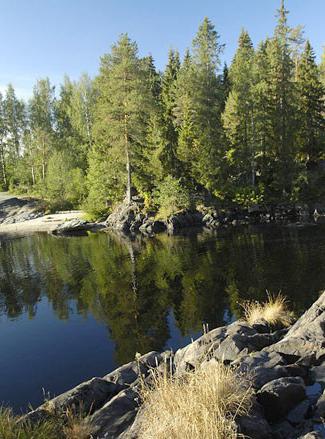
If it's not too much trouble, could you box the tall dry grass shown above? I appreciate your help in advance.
[242,292,294,327]
[137,359,253,439]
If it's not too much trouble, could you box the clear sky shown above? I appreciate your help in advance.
[0,0,324,99]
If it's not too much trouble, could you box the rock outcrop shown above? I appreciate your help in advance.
[20,292,325,438]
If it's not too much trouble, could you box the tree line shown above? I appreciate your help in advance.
[0,1,324,217]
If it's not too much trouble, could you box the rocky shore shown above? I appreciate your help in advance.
[21,292,325,438]
[105,199,320,237]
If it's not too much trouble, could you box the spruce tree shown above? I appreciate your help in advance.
[266,1,298,197]
[160,49,181,176]
[174,18,223,192]
[296,41,325,164]
[222,30,256,190]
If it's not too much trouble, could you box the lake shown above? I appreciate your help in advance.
[0,224,324,413]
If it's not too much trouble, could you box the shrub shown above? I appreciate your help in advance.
[138,360,253,439]
[155,175,191,219]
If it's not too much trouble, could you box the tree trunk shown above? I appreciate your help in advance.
[31,166,35,185]
[0,145,7,189]
[124,114,131,204]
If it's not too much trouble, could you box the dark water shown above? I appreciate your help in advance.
[0,224,324,412]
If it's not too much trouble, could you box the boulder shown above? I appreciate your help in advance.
[88,387,139,438]
[174,321,287,373]
[265,292,325,362]
[52,218,99,235]
[166,210,203,231]
[20,377,121,424]
[286,399,310,425]
[237,403,272,439]
[106,202,143,233]
[104,351,168,387]
[257,377,306,422]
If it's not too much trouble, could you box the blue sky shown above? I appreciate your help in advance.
[0,0,324,99]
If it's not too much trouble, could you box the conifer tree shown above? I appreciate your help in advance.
[265,0,298,197]
[88,34,154,213]
[160,49,181,176]
[175,18,223,192]
[296,41,325,164]
[222,30,256,190]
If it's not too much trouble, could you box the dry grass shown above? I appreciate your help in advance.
[137,360,254,439]
[242,292,294,327]
[0,407,91,439]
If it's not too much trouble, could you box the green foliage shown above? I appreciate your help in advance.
[46,151,86,210]
[155,175,191,218]
[0,4,324,214]
[232,185,265,208]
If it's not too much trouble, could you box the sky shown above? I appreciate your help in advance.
[0,0,324,100]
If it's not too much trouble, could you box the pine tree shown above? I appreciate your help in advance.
[88,34,154,212]
[296,41,325,164]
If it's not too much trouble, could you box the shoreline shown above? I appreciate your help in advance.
[18,292,325,438]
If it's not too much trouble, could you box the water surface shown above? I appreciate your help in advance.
[0,225,324,412]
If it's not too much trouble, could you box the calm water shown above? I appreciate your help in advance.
[0,225,324,412]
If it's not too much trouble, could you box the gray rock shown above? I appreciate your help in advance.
[311,361,325,387]
[52,218,99,235]
[315,390,325,418]
[297,432,324,439]
[257,377,306,422]
[166,210,203,231]
[174,321,287,372]
[265,291,325,361]
[272,420,297,439]
[21,377,121,425]
[287,399,310,425]
[237,403,272,439]
[235,351,289,389]
[106,202,142,233]
[104,351,166,386]
[88,387,139,438]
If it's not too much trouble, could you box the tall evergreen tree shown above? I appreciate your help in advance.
[296,41,325,164]
[175,18,223,192]
[88,34,154,214]
[265,0,298,197]
[160,49,181,176]
[222,30,256,190]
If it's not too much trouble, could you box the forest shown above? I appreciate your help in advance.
[0,1,324,218]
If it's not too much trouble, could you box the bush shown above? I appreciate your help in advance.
[155,176,191,219]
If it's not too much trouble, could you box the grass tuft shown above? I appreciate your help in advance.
[0,407,91,439]
[138,360,253,439]
[242,292,294,327]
